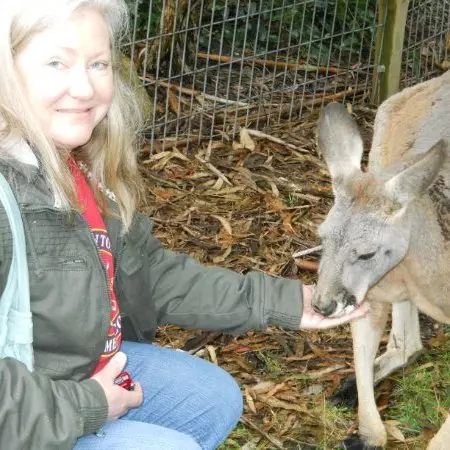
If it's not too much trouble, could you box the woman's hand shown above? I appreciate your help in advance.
[299,285,369,330]
[91,352,143,421]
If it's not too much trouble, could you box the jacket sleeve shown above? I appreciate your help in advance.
[133,212,304,333]
[0,357,108,450]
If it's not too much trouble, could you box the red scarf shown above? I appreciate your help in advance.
[69,158,122,374]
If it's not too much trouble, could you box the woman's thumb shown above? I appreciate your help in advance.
[102,352,127,378]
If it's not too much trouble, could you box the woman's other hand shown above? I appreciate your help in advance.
[91,352,143,421]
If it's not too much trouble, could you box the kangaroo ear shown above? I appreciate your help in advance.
[317,102,364,183]
[384,139,448,205]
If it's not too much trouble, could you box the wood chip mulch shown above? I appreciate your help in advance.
[137,105,446,449]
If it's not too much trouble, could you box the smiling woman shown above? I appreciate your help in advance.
[0,0,142,228]
[14,8,114,151]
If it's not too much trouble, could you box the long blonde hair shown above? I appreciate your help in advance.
[0,0,144,230]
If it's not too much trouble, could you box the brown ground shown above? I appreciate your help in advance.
[138,105,447,449]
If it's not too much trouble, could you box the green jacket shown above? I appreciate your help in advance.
[0,157,303,449]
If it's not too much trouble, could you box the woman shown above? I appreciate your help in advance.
[0,1,368,449]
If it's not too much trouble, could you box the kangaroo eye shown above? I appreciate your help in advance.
[358,251,376,261]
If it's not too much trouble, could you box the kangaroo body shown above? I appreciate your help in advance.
[314,71,450,449]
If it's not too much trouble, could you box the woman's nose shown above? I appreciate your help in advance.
[68,67,95,99]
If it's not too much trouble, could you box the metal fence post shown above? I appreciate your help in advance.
[372,0,410,104]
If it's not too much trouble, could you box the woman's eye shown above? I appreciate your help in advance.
[358,251,376,261]
[48,60,64,69]
[91,61,110,70]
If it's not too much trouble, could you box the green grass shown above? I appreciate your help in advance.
[314,401,354,449]
[256,350,284,373]
[386,337,450,438]
[283,193,300,207]
[218,422,255,450]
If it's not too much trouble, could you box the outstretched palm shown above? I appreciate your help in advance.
[299,285,369,330]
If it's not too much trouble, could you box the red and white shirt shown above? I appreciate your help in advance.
[69,157,122,374]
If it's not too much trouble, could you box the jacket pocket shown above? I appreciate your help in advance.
[38,256,88,272]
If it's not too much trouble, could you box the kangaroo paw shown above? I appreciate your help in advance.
[328,375,358,409]
[337,434,383,450]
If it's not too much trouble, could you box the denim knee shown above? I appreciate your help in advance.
[217,369,243,426]
[200,365,243,448]
[119,342,244,449]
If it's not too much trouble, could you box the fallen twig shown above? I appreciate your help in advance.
[195,154,232,185]
[197,52,346,74]
[236,87,365,125]
[244,128,310,154]
[292,245,322,259]
[294,259,319,272]
[182,331,222,353]
[141,75,252,107]
[239,416,284,449]
[198,92,251,107]
[140,75,201,96]
[286,364,347,380]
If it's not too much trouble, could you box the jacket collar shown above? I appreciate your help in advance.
[1,138,41,180]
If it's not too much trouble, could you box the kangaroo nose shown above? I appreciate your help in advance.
[345,294,356,307]
[312,300,337,316]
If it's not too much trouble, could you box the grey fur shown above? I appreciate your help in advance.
[313,71,450,449]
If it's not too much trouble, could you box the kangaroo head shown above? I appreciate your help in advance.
[312,103,447,317]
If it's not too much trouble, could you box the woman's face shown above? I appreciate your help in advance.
[15,8,114,150]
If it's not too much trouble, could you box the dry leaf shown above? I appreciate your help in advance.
[281,211,295,234]
[206,345,218,365]
[384,420,406,442]
[240,128,256,151]
[212,247,232,264]
[212,177,224,190]
[265,382,286,398]
[266,196,285,212]
[436,60,450,71]
[303,383,324,396]
[153,188,178,201]
[262,397,312,414]
[218,230,235,248]
[248,381,276,395]
[147,150,189,162]
[268,181,280,197]
[244,387,257,414]
[279,414,298,436]
[211,215,233,235]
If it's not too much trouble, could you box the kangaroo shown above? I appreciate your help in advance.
[313,70,450,449]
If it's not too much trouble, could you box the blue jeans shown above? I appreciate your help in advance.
[73,341,243,450]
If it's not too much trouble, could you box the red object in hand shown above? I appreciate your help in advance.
[114,371,135,391]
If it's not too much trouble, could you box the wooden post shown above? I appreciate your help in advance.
[372,0,410,104]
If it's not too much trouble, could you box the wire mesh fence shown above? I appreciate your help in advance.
[123,0,382,150]
[122,0,449,151]
[402,0,450,87]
